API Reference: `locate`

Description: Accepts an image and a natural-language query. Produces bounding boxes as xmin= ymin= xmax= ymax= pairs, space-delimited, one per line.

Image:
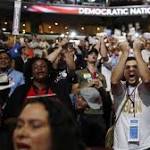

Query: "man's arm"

xmin=133 ymin=39 xmax=150 ymax=90
xmin=111 ymin=42 xmax=129 ymax=95
xmin=94 ymin=38 xmax=100 ymax=52
xmin=64 ymin=51 xmax=76 ymax=71
xmin=100 ymin=36 xmax=109 ymax=61
xmin=47 ymin=38 xmax=68 ymax=63
xmin=47 ymin=46 xmax=62 ymax=63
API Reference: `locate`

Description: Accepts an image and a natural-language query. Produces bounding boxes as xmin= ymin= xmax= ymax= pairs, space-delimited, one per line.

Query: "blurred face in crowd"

xmin=71 ymin=83 xmax=80 ymax=95
xmin=145 ymin=40 xmax=150 ymax=51
xmin=86 ymin=52 xmax=98 ymax=64
xmin=148 ymin=58 xmax=150 ymax=70
xmin=67 ymin=43 xmax=75 ymax=53
xmin=13 ymin=103 xmax=52 ymax=150
xmin=22 ymin=47 xmax=29 ymax=57
xmin=76 ymin=95 xmax=88 ymax=110
xmin=124 ymin=59 xmax=139 ymax=86
xmin=32 ymin=59 xmax=48 ymax=82
xmin=32 ymin=34 xmax=37 ymax=41
xmin=7 ymin=35 xmax=15 ymax=48
xmin=0 ymin=52 xmax=11 ymax=71
xmin=79 ymin=40 xmax=86 ymax=49
xmin=85 ymin=41 xmax=89 ymax=50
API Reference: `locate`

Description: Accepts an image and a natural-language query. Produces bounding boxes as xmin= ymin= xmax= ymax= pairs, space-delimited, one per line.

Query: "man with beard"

xmin=111 ymin=39 xmax=150 ymax=150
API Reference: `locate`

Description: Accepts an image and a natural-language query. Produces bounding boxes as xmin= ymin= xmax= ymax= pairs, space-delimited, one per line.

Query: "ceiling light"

xmin=48 ymin=26 xmax=51 ymax=29
xmin=97 ymin=27 xmax=100 ymax=31
xmin=22 ymin=24 xmax=26 ymax=27
xmin=4 ymin=22 xmax=7 ymax=25
xmin=23 ymin=5 xmax=27 ymax=9
xmin=2 ymin=28 xmax=6 ymax=31
xmin=81 ymin=27 xmax=85 ymax=30
xmin=60 ymin=34 xmax=65 ymax=38
xmin=70 ymin=31 xmax=77 ymax=38
xmin=54 ymin=22 xmax=58 ymax=26
xmin=22 ymin=30 xmax=26 ymax=34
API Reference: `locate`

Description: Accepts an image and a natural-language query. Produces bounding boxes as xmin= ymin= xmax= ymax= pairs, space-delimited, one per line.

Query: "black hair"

xmin=0 ymin=50 xmax=11 ymax=59
xmin=126 ymin=56 xmax=136 ymax=62
xmin=24 ymin=57 xmax=52 ymax=82
xmin=31 ymin=57 xmax=51 ymax=70
xmin=84 ymin=36 xmax=89 ymax=42
xmin=62 ymin=42 xmax=74 ymax=50
xmin=22 ymin=96 xmax=85 ymax=150
xmin=19 ymin=46 xmax=26 ymax=55
xmin=85 ymin=48 xmax=98 ymax=58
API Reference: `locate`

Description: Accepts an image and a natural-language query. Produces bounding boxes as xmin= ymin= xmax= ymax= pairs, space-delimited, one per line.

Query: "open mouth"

xmin=129 ymin=74 xmax=135 ymax=78
xmin=16 ymin=143 xmax=31 ymax=150
xmin=0 ymin=62 xmax=7 ymax=65
xmin=128 ymin=73 xmax=137 ymax=82
xmin=37 ymin=72 xmax=46 ymax=76
xmin=92 ymin=56 xmax=97 ymax=60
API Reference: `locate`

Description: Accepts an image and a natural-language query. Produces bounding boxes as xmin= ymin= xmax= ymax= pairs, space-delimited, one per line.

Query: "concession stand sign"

xmin=27 ymin=4 xmax=150 ymax=16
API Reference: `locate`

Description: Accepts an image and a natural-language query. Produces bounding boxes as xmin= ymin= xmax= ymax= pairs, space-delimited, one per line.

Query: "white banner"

xmin=12 ymin=0 xmax=22 ymax=35
xmin=79 ymin=7 xmax=150 ymax=16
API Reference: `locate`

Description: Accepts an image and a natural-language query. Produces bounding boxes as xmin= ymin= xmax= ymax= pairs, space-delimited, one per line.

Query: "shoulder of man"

xmin=11 ymin=69 xmax=24 ymax=77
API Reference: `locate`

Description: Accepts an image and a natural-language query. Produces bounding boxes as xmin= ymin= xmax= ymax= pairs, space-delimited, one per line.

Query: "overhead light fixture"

xmin=48 ymin=26 xmax=51 ymax=29
xmin=50 ymin=31 xmax=54 ymax=34
xmin=22 ymin=24 xmax=26 ymax=27
xmin=54 ymin=22 xmax=58 ymax=26
xmin=81 ymin=27 xmax=85 ymax=30
xmin=23 ymin=5 xmax=27 ymax=9
xmin=2 ymin=28 xmax=6 ymax=31
xmin=22 ymin=29 xmax=26 ymax=34
xmin=65 ymin=26 xmax=68 ymax=29
xmin=134 ymin=32 xmax=140 ymax=38
xmin=60 ymin=34 xmax=65 ymax=38
xmin=88 ymin=0 xmax=95 ymax=2
xmin=4 ymin=22 xmax=7 ymax=25
xmin=70 ymin=31 xmax=77 ymax=38
xmin=97 ymin=27 xmax=100 ymax=31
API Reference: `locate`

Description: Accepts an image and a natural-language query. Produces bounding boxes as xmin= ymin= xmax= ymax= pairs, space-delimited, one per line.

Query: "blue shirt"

xmin=9 ymin=42 xmax=21 ymax=59
xmin=6 ymin=68 xmax=25 ymax=96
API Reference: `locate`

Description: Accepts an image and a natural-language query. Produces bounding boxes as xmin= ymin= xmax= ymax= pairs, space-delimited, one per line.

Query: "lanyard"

xmin=87 ymin=67 xmax=98 ymax=79
xmin=127 ymin=85 xmax=136 ymax=117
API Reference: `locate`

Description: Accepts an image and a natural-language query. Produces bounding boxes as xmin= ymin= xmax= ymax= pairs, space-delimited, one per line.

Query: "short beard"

xmin=126 ymin=80 xmax=139 ymax=87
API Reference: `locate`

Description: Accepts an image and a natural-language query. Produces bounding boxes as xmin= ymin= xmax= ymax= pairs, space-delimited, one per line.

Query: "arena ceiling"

xmin=0 ymin=0 xmax=149 ymax=33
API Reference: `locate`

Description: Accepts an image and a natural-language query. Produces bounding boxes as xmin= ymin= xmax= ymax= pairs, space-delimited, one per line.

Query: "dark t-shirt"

xmin=50 ymin=68 xmax=75 ymax=110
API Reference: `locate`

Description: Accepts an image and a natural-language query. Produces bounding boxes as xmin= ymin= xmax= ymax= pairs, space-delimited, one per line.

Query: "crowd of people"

xmin=0 ymin=30 xmax=150 ymax=150
xmin=24 ymin=0 xmax=106 ymax=5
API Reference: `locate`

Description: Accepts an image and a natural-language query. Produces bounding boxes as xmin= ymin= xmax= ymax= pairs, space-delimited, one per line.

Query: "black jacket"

xmin=3 ymin=80 xmax=73 ymax=119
